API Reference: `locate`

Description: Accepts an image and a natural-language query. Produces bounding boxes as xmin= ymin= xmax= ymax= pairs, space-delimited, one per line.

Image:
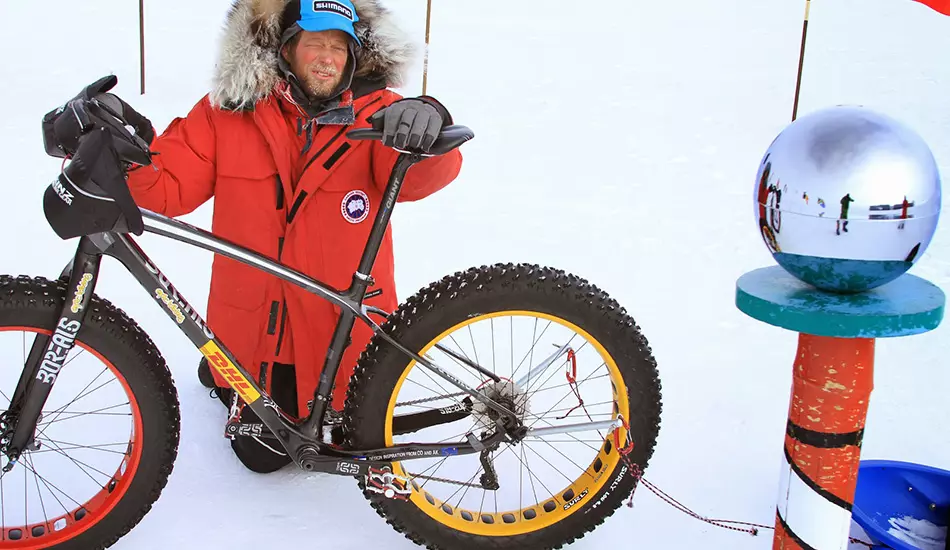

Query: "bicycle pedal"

xmin=365 ymin=466 xmax=412 ymax=501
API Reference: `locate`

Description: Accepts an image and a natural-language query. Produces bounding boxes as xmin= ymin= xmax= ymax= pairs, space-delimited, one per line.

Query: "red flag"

xmin=913 ymin=0 xmax=950 ymax=16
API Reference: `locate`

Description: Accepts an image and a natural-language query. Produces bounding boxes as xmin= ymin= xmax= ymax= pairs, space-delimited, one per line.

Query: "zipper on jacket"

xmin=267 ymin=301 xmax=280 ymax=335
xmin=301 ymin=119 xmax=316 ymax=156
xmin=299 ymin=126 xmax=347 ymax=178
xmin=277 ymin=237 xmax=285 ymax=261
xmin=275 ymin=174 xmax=285 ymax=210
xmin=297 ymin=97 xmax=383 ymax=182
xmin=274 ymin=301 xmax=288 ymax=356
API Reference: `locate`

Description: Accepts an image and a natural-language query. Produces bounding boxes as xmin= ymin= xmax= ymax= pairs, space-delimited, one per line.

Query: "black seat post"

xmin=354 ymin=152 xmax=421 ymax=281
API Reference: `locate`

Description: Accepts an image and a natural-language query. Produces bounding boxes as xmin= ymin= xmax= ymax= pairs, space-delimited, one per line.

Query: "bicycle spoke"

xmin=522 ymin=444 xmax=540 ymax=505
xmin=521 ymin=336 xmax=582 ymax=395
xmin=524 ymin=438 xmax=592 ymax=483
xmin=35 ymin=438 xmax=129 ymax=457
xmin=509 ymin=317 xmax=514 ymax=380
xmin=527 ymin=362 xmax=608 ymax=431
xmin=24 ymin=453 xmax=69 ymax=518
xmin=467 ymin=325 xmax=480 ymax=377
xmin=402 ymin=377 xmax=459 ymax=404
xmin=416 ymin=456 xmax=451 ymax=492
xmin=35 ymin=368 xmax=114 ymax=443
xmin=523 ymin=443 xmax=574 ymax=487
xmin=444 ymin=334 xmax=483 ymax=385
xmin=24 ymin=453 xmax=50 ymax=532
xmin=443 ymin=464 xmax=485 ymax=508
xmin=39 ymin=402 xmax=132 ymax=427
xmin=40 ymin=438 xmax=112 ymax=487
xmin=411 ymin=364 xmax=467 ymax=410
xmin=490 ymin=318 xmax=496 ymax=379
xmin=521 ymin=411 xmax=602 ymax=454
xmin=543 ymin=400 xmax=614 ymax=416
xmin=528 ymin=372 xmax=610 ymax=399
xmin=523 ymin=339 xmax=582 ymax=399
xmin=510 ymin=441 xmax=555 ymax=504
xmin=18 ymin=461 xmax=83 ymax=510
xmin=510 ymin=318 xmax=552 ymax=384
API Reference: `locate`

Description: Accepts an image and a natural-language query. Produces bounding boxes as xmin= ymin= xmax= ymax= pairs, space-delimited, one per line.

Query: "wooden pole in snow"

xmin=791 ymin=0 xmax=810 ymax=121
xmin=140 ymin=0 xmax=146 ymax=95
xmin=422 ymin=0 xmax=432 ymax=95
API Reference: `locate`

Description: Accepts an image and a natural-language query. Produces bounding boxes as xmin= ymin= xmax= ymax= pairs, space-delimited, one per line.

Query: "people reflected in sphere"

xmin=756 ymin=159 xmax=780 ymax=252
xmin=898 ymin=195 xmax=910 ymax=230
xmin=836 ymin=193 xmax=854 ymax=235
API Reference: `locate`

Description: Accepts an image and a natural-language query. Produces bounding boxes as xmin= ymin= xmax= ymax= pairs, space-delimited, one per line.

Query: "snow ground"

xmin=1 ymin=0 xmax=949 ymax=548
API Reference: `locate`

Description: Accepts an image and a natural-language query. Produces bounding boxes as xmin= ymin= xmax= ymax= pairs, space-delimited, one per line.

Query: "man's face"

xmin=285 ymin=30 xmax=350 ymax=99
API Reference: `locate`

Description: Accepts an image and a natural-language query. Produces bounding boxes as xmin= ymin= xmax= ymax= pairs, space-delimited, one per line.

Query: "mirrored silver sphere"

xmin=754 ymin=105 xmax=942 ymax=293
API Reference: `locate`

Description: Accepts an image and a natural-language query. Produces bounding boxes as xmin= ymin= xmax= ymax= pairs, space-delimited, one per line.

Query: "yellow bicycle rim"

xmin=384 ymin=311 xmax=631 ymax=537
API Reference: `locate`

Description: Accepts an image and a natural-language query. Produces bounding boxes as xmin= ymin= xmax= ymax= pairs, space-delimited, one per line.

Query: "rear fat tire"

xmin=343 ymin=263 xmax=663 ymax=549
xmin=0 ymin=275 xmax=181 ymax=550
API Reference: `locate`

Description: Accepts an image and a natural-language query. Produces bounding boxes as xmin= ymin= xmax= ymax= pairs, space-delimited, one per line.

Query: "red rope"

xmin=611 ymin=426 xmax=877 ymax=546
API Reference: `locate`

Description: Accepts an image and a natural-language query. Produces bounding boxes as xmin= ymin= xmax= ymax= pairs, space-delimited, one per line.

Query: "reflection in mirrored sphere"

xmin=755 ymin=106 xmax=941 ymax=293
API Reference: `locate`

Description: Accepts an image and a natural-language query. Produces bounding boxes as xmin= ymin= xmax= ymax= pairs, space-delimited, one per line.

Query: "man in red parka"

xmin=121 ymin=0 xmax=464 ymax=473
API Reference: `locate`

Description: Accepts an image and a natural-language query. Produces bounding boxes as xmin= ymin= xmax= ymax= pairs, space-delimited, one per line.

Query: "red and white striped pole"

xmin=773 ymin=334 xmax=874 ymax=549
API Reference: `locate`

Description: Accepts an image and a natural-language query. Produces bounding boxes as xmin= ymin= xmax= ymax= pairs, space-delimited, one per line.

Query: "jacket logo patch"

xmin=342 ymin=190 xmax=369 ymax=224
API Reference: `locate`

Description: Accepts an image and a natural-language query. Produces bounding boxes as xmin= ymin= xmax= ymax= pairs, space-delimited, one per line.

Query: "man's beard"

xmin=302 ymin=62 xmax=343 ymax=99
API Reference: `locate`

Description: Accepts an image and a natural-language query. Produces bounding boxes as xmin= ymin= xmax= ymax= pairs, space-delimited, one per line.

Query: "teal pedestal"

xmin=736 ymin=265 xmax=945 ymax=338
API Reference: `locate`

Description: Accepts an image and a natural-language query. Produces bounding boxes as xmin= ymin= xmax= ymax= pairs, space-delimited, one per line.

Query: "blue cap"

xmin=299 ymin=1 xmax=361 ymax=46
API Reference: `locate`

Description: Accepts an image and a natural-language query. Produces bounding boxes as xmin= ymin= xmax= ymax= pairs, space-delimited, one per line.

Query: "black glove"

xmin=43 ymin=76 xmax=155 ymax=159
xmin=95 ymin=93 xmax=155 ymax=145
xmin=369 ymin=97 xmax=453 ymax=153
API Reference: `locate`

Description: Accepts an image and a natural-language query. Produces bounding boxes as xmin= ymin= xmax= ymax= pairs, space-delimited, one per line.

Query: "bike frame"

xmin=5 ymin=149 xmax=622 ymax=479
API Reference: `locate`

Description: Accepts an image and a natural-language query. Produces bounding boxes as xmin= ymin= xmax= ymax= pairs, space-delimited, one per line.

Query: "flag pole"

xmin=139 ymin=0 xmax=146 ymax=95
xmin=422 ymin=0 xmax=432 ymax=95
xmin=791 ymin=0 xmax=811 ymax=121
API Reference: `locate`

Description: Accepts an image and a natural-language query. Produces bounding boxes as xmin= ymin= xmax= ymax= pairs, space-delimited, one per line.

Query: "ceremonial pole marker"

xmin=738 ymin=105 xmax=944 ymax=550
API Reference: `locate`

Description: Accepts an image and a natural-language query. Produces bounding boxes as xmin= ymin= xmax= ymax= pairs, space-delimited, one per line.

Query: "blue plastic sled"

xmin=852 ymin=460 xmax=950 ymax=550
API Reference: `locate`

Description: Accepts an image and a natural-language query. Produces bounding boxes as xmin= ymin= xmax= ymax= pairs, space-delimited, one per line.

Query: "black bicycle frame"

xmin=5 ymin=151 xmax=523 ymax=477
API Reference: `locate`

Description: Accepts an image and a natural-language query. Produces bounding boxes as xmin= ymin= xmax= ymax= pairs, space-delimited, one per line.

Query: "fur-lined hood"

xmin=210 ymin=0 xmax=415 ymax=110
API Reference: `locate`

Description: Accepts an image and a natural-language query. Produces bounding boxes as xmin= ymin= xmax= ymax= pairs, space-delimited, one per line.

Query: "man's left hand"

xmin=369 ymin=97 xmax=452 ymax=153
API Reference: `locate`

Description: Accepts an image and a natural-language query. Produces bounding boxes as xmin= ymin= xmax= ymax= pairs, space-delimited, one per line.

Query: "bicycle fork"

xmin=2 ymin=237 xmax=103 ymax=470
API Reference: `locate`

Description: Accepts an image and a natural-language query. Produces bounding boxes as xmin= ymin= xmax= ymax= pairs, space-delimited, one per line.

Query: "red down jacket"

xmin=127 ymin=89 xmax=463 ymax=414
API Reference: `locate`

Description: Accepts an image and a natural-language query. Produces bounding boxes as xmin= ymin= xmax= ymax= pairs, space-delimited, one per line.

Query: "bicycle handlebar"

xmin=346 ymin=125 xmax=474 ymax=157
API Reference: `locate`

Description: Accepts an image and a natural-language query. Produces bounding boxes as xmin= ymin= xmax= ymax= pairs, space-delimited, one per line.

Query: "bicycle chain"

xmin=407 ymin=472 xmax=484 ymax=489
xmin=396 ymin=392 xmax=468 ymax=408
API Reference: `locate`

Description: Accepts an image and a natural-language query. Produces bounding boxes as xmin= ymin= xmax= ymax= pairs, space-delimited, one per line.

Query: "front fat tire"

xmin=0 ymin=275 xmax=181 ymax=550
xmin=343 ymin=264 xmax=663 ymax=550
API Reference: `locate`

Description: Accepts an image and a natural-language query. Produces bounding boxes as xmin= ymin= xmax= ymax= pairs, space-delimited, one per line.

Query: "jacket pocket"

xmin=210 ymin=144 xmax=281 ymax=312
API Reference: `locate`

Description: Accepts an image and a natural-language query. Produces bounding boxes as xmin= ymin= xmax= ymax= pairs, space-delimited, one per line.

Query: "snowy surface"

xmin=887 ymin=516 xmax=947 ymax=550
xmin=2 ymin=0 xmax=950 ymax=549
